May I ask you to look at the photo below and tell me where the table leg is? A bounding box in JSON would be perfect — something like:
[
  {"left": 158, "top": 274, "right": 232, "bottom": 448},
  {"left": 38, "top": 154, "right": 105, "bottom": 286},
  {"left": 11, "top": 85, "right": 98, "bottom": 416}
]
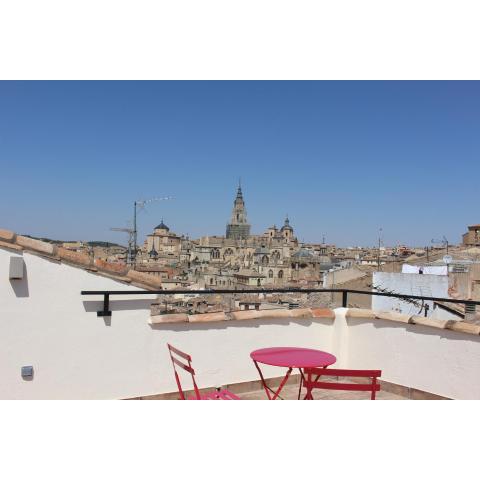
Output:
[
  {"left": 253, "top": 360, "right": 292, "bottom": 400},
  {"left": 273, "top": 367, "right": 292, "bottom": 400},
  {"left": 253, "top": 360, "right": 272, "bottom": 400},
  {"left": 297, "top": 368, "right": 305, "bottom": 400}
]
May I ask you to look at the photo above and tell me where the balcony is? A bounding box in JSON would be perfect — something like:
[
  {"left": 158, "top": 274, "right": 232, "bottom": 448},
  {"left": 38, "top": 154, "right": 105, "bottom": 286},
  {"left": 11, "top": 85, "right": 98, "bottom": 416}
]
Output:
[{"left": 125, "top": 304, "right": 476, "bottom": 401}]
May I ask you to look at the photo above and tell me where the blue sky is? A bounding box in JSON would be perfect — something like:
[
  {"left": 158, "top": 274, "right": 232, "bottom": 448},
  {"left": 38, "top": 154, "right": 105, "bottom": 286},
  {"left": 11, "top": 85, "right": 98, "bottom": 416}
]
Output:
[{"left": 0, "top": 81, "right": 478, "bottom": 247}]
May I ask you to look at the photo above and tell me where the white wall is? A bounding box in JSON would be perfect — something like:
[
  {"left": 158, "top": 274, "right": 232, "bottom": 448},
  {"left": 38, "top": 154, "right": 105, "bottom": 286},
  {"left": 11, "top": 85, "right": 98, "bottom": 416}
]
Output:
[
  {"left": 336, "top": 310, "right": 480, "bottom": 400},
  {"left": 0, "top": 248, "right": 333, "bottom": 399},
  {"left": 2, "top": 247, "right": 480, "bottom": 400},
  {"left": 372, "top": 272, "right": 449, "bottom": 316}
]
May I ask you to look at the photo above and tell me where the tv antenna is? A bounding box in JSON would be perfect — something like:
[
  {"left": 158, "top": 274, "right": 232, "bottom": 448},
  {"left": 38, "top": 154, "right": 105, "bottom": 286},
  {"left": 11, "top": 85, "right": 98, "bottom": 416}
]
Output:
[
  {"left": 431, "top": 235, "right": 449, "bottom": 254},
  {"left": 110, "top": 225, "right": 135, "bottom": 266},
  {"left": 377, "top": 227, "right": 383, "bottom": 271},
  {"left": 110, "top": 195, "right": 173, "bottom": 267},
  {"left": 132, "top": 196, "right": 173, "bottom": 268}
]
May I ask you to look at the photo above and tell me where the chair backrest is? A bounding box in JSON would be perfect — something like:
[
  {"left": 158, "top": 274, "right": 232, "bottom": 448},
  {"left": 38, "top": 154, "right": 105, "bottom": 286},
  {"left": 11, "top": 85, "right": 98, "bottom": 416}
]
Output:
[
  {"left": 303, "top": 367, "right": 382, "bottom": 400},
  {"left": 167, "top": 344, "right": 201, "bottom": 400}
]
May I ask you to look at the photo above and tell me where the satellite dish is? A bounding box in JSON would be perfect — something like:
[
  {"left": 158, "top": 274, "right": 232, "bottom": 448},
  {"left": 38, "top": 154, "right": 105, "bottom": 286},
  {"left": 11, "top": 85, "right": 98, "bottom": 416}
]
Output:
[{"left": 443, "top": 255, "right": 453, "bottom": 265}]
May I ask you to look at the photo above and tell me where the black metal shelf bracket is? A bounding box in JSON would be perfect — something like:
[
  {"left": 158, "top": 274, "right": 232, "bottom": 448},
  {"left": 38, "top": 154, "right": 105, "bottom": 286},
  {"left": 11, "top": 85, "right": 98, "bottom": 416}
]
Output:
[{"left": 97, "top": 294, "right": 112, "bottom": 317}]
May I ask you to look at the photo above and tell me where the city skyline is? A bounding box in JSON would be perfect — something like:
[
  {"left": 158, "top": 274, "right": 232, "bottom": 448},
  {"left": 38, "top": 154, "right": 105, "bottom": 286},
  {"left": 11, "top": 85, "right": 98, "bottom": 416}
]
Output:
[{"left": 1, "top": 81, "right": 479, "bottom": 247}]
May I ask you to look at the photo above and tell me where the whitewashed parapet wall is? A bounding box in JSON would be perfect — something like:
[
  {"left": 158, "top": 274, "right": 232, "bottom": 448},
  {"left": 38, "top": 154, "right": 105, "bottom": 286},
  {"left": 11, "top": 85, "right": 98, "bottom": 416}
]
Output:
[
  {"left": 1, "top": 245, "right": 480, "bottom": 399},
  {"left": 0, "top": 247, "right": 334, "bottom": 399},
  {"left": 340, "top": 309, "right": 480, "bottom": 399}
]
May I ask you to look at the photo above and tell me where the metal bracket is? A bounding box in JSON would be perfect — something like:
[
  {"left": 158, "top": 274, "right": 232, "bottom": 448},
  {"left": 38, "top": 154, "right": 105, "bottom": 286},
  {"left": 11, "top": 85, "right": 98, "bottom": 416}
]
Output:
[{"left": 97, "top": 294, "right": 112, "bottom": 317}]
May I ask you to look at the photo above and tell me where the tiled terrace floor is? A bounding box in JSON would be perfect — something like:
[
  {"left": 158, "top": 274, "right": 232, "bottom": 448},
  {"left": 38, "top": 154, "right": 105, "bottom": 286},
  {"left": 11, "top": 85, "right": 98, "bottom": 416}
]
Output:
[{"left": 237, "top": 380, "right": 407, "bottom": 400}]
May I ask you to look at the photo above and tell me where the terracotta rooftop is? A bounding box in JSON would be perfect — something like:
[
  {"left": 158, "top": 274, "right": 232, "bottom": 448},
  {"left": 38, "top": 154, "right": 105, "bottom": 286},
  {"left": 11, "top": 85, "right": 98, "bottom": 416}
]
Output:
[
  {"left": 150, "top": 305, "right": 480, "bottom": 337},
  {"left": 3, "top": 227, "right": 479, "bottom": 338},
  {"left": 0, "top": 228, "right": 162, "bottom": 290}
]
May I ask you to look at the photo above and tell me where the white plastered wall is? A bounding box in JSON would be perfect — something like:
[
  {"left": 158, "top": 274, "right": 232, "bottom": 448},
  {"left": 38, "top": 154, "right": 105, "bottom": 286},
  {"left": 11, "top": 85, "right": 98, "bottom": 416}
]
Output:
[
  {"left": 0, "top": 248, "right": 334, "bottom": 399},
  {"left": 336, "top": 309, "right": 480, "bottom": 400}
]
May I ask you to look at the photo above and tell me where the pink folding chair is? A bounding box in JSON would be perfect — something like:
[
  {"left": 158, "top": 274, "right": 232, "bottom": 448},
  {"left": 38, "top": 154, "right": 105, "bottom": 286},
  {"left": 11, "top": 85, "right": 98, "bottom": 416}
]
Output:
[
  {"left": 167, "top": 344, "right": 240, "bottom": 400},
  {"left": 303, "top": 367, "right": 382, "bottom": 400}
]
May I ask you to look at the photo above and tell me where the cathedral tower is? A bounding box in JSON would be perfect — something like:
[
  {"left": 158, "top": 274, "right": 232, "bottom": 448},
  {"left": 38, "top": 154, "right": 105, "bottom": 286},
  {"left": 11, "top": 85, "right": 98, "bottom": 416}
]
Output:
[{"left": 226, "top": 181, "right": 251, "bottom": 240}]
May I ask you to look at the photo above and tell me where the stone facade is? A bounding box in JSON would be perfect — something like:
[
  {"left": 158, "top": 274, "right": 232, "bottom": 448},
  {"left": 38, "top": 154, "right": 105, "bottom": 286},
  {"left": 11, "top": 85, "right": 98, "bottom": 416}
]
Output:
[
  {"left": 463, "top": 224, "right": 480, "bottom": 247},
  {"left": 226, "top": 183, "right": 251, "bottom": 240},
  {"left": 133, "top": 183, "right": 332, "bottom": 288}
]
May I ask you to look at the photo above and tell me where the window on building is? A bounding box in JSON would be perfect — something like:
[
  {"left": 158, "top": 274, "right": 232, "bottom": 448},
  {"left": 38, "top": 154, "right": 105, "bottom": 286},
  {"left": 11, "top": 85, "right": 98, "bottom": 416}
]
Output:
[
  {"left": 278, "top": 270, "right": 284, "bottom": 279},
  {"left": 268, "top": 269, "right": 274, "bottom": 278}
]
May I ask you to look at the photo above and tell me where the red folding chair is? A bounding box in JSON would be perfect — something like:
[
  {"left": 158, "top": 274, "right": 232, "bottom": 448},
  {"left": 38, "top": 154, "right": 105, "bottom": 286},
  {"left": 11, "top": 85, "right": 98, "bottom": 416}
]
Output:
[
  {"left": 303, "top": 368, "right": 382, "bottom": 400},
  {"left": 167, "top": 344, "right": 240, "bottom": 400}
]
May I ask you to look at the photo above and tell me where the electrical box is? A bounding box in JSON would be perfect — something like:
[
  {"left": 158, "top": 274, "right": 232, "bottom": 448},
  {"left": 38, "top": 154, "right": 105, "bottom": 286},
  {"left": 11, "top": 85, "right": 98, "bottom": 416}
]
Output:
[
  {"left": 9, "top": 256, "right": 24, "bottom": 279},
  {"left": 21, "top": 366, "right": 34, "bottom": 378}
]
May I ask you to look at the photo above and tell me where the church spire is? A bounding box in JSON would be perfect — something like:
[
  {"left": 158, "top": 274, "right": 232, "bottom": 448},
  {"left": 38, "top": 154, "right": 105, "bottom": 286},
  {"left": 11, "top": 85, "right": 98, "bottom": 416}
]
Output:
[
  {"left": 236, "top": 177, "right": 243, "bottom": 199},
  {"left": 226, "top": 180, "right": 251, "bottom": 240}
]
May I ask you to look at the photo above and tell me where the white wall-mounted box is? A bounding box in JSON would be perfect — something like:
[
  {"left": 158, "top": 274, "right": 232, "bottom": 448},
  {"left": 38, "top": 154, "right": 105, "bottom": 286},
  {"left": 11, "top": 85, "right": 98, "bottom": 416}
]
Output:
[{"left": 9, "top": 256, "right": 24, "bottom": 279}]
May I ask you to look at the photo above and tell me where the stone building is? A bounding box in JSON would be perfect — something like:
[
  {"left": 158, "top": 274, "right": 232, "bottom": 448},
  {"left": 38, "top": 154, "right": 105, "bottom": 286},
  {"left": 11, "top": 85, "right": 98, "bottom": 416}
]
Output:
[
  {"left": 234, "top": 269, "right": 266, "bottom": 287},
  {"left": 226, "top": 183, "right": 251, "bottom": 240},
  {"left": 143, "top": 220, "right": 182, "bottom": 260},
  {"left": 463, "top": 224, "right": 480, "bottom": 247},
  {"left": 137, "top": 182, "right": 331, "bottom": 288},
  {"left": 189, "top": 184, "right": 330, "bottom": 287}
]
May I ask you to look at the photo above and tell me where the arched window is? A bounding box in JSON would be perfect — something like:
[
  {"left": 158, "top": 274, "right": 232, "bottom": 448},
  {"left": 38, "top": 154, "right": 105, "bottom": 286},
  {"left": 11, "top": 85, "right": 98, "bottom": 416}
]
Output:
[
  {"left": 278, "top": 270, "right": 284, "bottom": 279},
  {"left": 257, "top": 279, "right": 261, "bottom": 287},
  {"left": 272, "top": 251, "right": 280, "bottom": 264},
  {"left": 268, "top": 269, "right": 274, "bottom": 278},
  {"left": 210, "top": 278, "right": 214, "bottom": 285},
  {"left": 261, "top": 255, "right": 269, "bottom": 266}
]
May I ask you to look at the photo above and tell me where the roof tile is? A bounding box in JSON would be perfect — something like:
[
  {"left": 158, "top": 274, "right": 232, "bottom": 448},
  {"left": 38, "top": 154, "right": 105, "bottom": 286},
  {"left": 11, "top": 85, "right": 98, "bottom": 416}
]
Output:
[
  {"left": 127, "top": 269, "right": 163, "bottom": 288},
  {"left": 16, "top": 235, "right": 55, "bottom": 255},
  {"left": 0, "top": 229, "right": 15, "bottom": 242},
  {"left": 410, "top": 316, "right": 449, "bottom": 329},
  {"left": 94, "top": 258, "right": 128, "bottom": 275},
  {"left": 149, "top": 314, "right": 188, "bottom": 324},
  {"left": 0, "top": 239, "right": 23, "bottom": 251},
  {"left": 311, "top": 308, "right": 335, "bottom": 319},
  {"left": 57, "top": 247, "right": 92, "bottom": 267},
  {"left": 446, "top": 321, "right": 480, "bottom": 335},
  {"left": 188, "top": 312, "right": 226, "bottom": 322},
  {"left": 346, "top": 308, "right": 376, "bottom": 319},
  {"left": 375, "top": 311, "right": 412, "bottom": 323}
]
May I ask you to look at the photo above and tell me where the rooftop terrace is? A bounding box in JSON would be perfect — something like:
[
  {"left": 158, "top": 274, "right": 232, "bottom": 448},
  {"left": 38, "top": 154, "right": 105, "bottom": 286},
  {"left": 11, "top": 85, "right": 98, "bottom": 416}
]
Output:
[{"left": 1, "top": 229, "right": 480, "bottom": 400}]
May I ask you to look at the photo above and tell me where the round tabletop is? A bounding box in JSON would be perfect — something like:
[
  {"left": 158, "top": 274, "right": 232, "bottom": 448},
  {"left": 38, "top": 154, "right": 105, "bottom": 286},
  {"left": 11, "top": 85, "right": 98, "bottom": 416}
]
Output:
[{"left": 250, "top": 347, "right": 336, "bottom": 369}]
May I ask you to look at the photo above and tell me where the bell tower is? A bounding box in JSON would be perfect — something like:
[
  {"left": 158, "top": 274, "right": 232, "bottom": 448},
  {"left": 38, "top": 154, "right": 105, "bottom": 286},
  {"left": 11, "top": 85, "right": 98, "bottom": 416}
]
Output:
[{"left": 226, "top": 180, "right": 251, "bottom": 240}]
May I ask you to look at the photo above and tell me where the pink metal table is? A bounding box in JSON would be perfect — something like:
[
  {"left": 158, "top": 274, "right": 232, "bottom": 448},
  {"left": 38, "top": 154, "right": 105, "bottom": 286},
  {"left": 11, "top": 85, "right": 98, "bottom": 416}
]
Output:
[{"left": 250, "top": 347, "right": 337, "bottom": 400}]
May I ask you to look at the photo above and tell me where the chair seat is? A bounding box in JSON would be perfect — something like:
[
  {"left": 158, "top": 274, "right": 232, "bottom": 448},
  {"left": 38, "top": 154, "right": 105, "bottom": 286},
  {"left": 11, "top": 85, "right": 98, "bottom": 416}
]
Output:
[{"left": 188, "top": 389, "right": 240, "bottom": 400}]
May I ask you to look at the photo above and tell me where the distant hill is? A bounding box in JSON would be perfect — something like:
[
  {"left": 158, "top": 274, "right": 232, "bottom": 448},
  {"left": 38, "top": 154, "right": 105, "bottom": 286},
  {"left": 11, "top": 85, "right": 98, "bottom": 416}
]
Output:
[
  {"left": 23, "top": 235, "right": 125, "bottom": 249},
  {"left": 88, "top": 241, "right": 126, "bottom": 249}
]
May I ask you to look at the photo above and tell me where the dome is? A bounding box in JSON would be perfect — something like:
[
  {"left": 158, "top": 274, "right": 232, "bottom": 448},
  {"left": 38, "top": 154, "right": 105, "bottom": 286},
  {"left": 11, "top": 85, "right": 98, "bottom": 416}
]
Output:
[
  {"left": 280, "top": 216, "right": 293, "bottom": 231},
  {"left": 155, "top": 220, "right": 169, "bottom": 231},
  {"left": 292, "top": 249, "right": 313, "bottom": 258}
]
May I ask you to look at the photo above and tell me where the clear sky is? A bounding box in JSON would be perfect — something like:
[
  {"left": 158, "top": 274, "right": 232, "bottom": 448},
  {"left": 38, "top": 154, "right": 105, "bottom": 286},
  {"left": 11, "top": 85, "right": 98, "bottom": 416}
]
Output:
[{"left": 0, "top": 81, "right": 478, "bottom": 247}]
